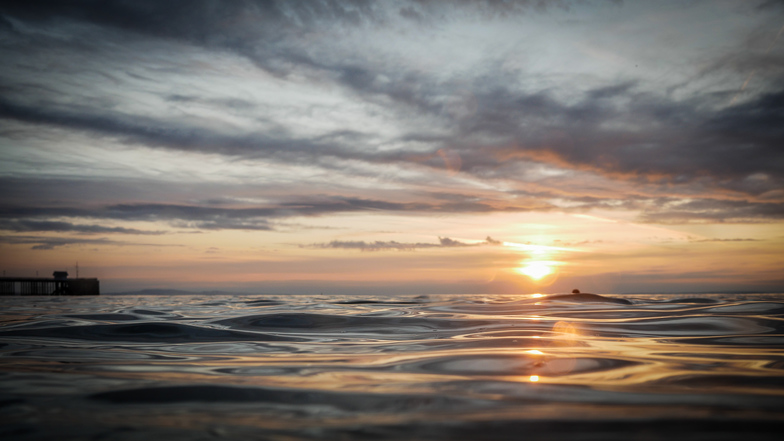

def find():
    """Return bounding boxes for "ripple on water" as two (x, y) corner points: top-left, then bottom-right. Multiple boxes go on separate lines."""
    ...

(90, 384), (486, 414)
(0, 322), (305, 343)
(1, 293), (784, 441)
(406, 354), (638, 377)
(213, 313), (497, 335)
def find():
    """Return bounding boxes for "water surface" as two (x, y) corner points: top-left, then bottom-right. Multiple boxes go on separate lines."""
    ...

(1, 293), (783, 440)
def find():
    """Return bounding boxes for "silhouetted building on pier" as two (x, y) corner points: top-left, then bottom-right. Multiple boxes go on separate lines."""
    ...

(0, 271), (99, 296)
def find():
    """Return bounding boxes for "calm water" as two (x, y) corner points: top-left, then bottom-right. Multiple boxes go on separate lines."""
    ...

(1, 293), (784, 440)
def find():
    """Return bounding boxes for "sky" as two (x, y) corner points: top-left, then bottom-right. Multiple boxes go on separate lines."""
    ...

(1, 0), (783, 295)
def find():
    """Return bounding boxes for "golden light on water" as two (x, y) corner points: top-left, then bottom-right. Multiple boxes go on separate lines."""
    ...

(553, 321), (580, 339)
(529, 375), (540, 382)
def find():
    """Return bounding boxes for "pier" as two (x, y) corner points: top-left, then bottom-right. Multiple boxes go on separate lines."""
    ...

(0, 272), (99, 296)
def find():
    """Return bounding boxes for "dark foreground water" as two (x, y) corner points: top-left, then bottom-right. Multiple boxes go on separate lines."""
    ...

(1, 293), (784, 440)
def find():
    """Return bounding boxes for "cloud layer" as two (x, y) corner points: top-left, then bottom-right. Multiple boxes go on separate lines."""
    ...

(1, 1), (782, 292)
(308, 236), (502, 251)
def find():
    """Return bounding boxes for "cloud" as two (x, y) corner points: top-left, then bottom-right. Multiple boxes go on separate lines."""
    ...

(307, 236), (502, 251)
(4, 64), (782, 206)
(179, 220), (273, 231)
(0, 1), (578, 42)
(688, 237), (760, 242)
(0, 96), (371, 162)
(0, 196), (542, 232)
(483, 236), (502, 245)
(0, 220), (164, 235)
(0, 235), (178, 250)
(445, 85), (784, 194)
(638, 198), (784, 224)
(1, 0), (782, 230)
(3, 179), (783, 231)
(757, 0), (784, 11)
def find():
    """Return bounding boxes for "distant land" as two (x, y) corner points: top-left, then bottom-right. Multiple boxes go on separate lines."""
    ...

(106, 289), (247, 296)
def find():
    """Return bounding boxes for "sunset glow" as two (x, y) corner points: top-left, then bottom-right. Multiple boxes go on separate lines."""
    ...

(517, 262), (556, 281)
(2, 4), (783, 440)
(0, 2), (782, 295)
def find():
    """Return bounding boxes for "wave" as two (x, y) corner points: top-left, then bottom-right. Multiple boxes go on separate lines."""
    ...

(212, 313), (498, 335)
(90, 384), (479, 413)
(540, 293), (633, 304)
(0, 322), (303, 342)
(2, 293), (784, 440)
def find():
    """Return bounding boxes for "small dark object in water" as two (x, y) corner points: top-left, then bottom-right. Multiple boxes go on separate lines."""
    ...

(547, 292), (632, 305)
(572, 289), (580, 294)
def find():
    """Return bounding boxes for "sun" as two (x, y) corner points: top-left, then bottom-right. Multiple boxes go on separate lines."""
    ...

(517, 261), (555, 281)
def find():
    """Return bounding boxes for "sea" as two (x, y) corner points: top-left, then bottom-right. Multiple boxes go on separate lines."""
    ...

(1, 292), (783, 440)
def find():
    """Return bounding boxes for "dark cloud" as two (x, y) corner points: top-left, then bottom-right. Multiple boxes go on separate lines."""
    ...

(638, 199), (784, 224)
(758, 0), (784, 10)
(484, 236), (502, 245)
(0, 0), (577, 40)
(308, 236), (502, 251)
(688, 237), (760, 242)
(0, 0), (782, 229)
(0, 177), (547, 217)
(182, 220), (272, 231)
(0, 197), (528, 232)
(5, 69), (782, 205)
(0, 220), (164, 235)
(444, 85), (784, 195)
(0, 235), (178, 250)
(3, 179), (783, 229)
(310, 240), (432, 252)
(437, 236), (468, 247)
(165, 94), (258, 111)
(585, 81), (638, 100)
(0, 96), (371, 162)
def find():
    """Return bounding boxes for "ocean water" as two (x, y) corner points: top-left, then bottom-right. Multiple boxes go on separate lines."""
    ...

(1, 293), (784, 440)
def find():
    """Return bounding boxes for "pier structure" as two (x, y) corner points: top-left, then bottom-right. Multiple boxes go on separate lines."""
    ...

(0, 272), (99, 296)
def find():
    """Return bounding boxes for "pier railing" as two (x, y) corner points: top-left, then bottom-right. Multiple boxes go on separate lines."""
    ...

(0, 277), (100, 296)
